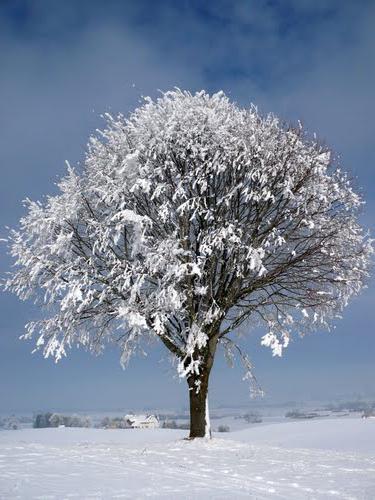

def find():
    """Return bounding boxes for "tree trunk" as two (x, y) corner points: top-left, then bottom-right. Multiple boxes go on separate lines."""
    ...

(187, 333), (218, 439)
(188, 370), (211, 438)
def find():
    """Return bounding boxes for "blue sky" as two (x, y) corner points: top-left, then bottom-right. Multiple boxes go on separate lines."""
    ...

(0, 0), (374, 413)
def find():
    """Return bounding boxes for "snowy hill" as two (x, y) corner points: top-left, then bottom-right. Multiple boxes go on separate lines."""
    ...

(1, 418), (374, 498)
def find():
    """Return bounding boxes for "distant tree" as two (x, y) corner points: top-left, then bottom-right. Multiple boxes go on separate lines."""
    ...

(33, 412), (53, 428)
(362, 408), (375, 418)
(110, 417), (129, 429)
(49, 413), (91, 428)
(81, 415), (92, 428)
(3, 416), (19, 430)
(285, 410), (303, 419)
(49, 413), (62, 427)
(162, 419), (178, 429)
(217, 424), (230, 432)
(99, 416), (131, 429)
(243, 412), (262, 424)
(100, 416), (111, 429)
(4, 90), (372, 438)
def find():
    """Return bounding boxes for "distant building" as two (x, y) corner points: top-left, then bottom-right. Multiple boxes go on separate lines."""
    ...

(125, 414), (159, 429)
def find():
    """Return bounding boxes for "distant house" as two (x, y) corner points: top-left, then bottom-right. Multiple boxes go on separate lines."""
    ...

(125, 414), (159, 429)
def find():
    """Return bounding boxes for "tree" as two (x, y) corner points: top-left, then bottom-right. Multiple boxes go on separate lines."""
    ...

(4, 90), (372, 438)
(33, 412), (53, 429)
(49, 413), (92, 428)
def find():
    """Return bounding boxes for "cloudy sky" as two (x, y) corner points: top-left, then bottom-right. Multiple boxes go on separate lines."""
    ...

(0, 0), (374, 413)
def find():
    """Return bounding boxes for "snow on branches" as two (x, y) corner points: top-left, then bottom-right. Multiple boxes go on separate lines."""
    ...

(4, 89), (373, 388)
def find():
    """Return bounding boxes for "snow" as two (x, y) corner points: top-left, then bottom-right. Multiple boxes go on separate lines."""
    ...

(234, 417), (375, 454)
(1, 418), (374, 499)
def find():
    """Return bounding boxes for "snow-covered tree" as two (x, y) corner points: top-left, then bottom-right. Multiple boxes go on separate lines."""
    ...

(4, 90), (372, 438)
(49, 413), (91, 428)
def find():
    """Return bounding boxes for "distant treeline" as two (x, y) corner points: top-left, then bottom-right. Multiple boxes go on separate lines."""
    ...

(33, 413), (91, 428)
(161, 420), (189, 430)
(321, 401), (375, 412)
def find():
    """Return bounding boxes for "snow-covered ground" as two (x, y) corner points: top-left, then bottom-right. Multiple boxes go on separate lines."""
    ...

(1, 418), (374, 499)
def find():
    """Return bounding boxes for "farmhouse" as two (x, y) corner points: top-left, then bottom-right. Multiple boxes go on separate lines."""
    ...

(125, 414), (159, 429)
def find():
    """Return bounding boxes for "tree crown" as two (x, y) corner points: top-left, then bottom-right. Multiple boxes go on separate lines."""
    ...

(5, 89), (373, 388)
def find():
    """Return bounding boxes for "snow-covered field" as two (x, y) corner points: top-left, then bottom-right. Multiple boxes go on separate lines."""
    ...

(1, 418), (374, 499)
